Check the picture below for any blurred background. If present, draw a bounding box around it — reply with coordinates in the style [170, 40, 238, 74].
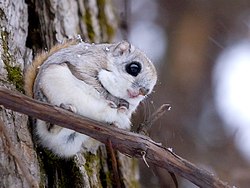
[114, 0, 250, 187]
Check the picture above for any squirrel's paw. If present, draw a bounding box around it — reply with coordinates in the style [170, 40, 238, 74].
[60, 103, 77, 113]
[108, 98, 129, 113]
[108, 101, 118, 108]
[46, 123, 63, 134]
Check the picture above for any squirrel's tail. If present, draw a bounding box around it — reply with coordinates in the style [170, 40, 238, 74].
[24, 40, 78, 97]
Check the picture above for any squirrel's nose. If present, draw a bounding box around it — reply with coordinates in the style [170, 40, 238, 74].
[139, 87, 150, 96]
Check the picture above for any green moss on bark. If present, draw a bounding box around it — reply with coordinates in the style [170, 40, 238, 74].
[0, 30, 24, 92]
[82, 0, 116, 43]
[83, 7, 95, 42]
[97, 0, 115, 42]
[38, 148, 85, 188]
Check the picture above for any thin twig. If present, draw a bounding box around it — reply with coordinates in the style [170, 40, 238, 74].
[141, 151, 149, 168]
[137, 104, 171, 135]
[107, 140, 121, 188]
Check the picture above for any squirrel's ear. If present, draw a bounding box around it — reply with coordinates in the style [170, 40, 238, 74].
[111, 41, 131, 56]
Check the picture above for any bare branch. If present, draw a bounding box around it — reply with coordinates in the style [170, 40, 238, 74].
[137, 103, 171, 135]
[0, 87, 232, 188]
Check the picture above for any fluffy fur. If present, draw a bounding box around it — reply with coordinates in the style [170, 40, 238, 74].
[24, 40, 157, 157]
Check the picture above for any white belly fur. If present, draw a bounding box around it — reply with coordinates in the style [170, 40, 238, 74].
[35, 64, 130, 157]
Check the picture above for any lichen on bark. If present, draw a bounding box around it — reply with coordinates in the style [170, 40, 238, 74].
[1, 29, 24, 92]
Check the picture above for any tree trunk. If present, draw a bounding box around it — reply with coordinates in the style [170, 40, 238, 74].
[0, 0, 139, 187]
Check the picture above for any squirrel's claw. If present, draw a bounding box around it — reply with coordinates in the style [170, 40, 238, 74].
[108, 98, 129, 111]
[60, 103, 77, 113]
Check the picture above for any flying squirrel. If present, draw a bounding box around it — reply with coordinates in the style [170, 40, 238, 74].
[24, 40, 157, 157]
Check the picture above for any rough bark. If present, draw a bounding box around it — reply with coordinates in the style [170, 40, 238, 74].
[0, 0, 139, 187]
[0, 0, 40, 187]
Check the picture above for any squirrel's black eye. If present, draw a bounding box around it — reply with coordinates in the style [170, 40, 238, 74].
[125, 61, 141, 77]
